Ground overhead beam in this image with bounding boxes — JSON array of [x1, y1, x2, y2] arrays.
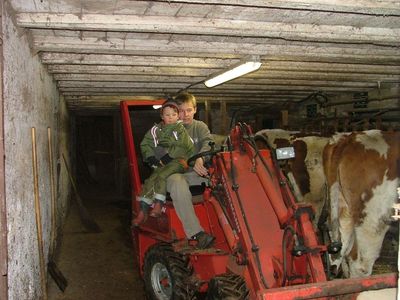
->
[[57, 80, 377, 89], [16, 13, 400, 45], [161, 0, 400, 15], [264, 61, 400, 75], [63, 92, 311, 98], [41, 53, 400, 75], [53, 74, 206, 82], [59, 85, 368, 94], [48, 65, 400, 82], [52, 73, 399, 84], [47, 64, 217, 76], [32, 36, 400, 64], [40, 53, 240, 68]]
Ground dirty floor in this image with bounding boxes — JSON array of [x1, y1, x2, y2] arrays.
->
[[47, 183, 398, 300], [48, 184, 145, 300]]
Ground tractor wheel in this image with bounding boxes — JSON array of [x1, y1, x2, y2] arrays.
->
[[143, 243, 196, 300], [207, 273, 249, 300]]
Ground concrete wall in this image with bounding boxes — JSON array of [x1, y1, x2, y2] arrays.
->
[[3, 6, 70, 300]]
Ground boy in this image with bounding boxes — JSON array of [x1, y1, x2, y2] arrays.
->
[[166, 92, 216, 249], [133, 101, 194, 226]]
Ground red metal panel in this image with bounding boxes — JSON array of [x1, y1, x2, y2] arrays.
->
[[259, 273, 397, 300], [190, 253, 229, 281], [120, 99, 164, 201]]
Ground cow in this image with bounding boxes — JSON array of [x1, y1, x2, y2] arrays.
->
[[323, 130, 400, 278], [255, 129, 329, 227]]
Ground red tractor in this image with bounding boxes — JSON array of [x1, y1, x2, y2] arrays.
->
[[121, 100, 396, 299]]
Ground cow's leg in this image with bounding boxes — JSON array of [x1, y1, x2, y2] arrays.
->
[[347, 178, 398, 278], [335, 207, 355, 278], [329, 181, 355, 275], [328, 181, 341, 244]]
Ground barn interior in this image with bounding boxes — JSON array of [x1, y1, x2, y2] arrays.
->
[[0, 0, 399, 299]]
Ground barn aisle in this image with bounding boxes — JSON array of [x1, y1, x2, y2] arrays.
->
[[48, 183, 145, 300]]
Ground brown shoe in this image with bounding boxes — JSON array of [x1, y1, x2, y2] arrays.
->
[[150, 201, 163, 218], [133, 210, 148, 226]]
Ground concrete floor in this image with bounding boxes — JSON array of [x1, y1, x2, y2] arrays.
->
[[46, 183, 398, 300], [48, 184, 145, 300]]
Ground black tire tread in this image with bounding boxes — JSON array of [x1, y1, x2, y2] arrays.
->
[[143, 243, 195, 300], [207, 273, 249, 300]]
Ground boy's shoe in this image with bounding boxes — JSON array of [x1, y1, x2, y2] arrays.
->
[[149, 201, 163, 218], [133, 210, 148, 226], [191, 231, 215, 249]]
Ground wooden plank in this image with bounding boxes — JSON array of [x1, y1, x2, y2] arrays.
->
[[17, 13, 400, 44], [32, 36, 400, 64], [53, 74, 206, 82], [58, 85, 371, 93], [41, 53, 400, 75], [40, 53, 240, 67], [0, 0, 8, 295], [162, 0, 400, 15], [52, 73, 396, 85], [48, 65, 400, 82], [57, 80, 376, 89], [47, 64, 218, 76]]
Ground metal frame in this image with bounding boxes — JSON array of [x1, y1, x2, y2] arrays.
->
[[121, 101, 397, 299]]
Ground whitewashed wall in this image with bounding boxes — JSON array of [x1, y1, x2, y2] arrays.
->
[[3, 5, 70, 300]]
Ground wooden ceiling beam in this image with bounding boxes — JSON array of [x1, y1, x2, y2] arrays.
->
[[48, 65, 400, 82], [40, 53, 241, 67], [161, 0, 400, 15], [57, 84, 373, 92], [32, 37, 400, 65], [57, 80, 377, 89], [16, 13, 400, 44], [41, 53, 400, 74]]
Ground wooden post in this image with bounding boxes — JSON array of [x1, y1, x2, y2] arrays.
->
[[376, 117, 382, 130], [363, 118, 370, 130], [220, 101, 227, 135], [204, 100, 212, 132], [281, 110, 288, 129], [255, 114, 263, 132], [333, 119, 339, 132], [344, 118, 349, 132], [0, 4, 8, 295], [31, 128, 48, 300]]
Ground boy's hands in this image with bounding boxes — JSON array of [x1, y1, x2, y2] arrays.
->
[[147, 156, 161, 168], [160, 154, 173, 166], [193, 157, 208, 177]]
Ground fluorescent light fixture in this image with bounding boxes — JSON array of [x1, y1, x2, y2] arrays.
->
[[204, 56, 262, 88], [153, 105, 162, 109]]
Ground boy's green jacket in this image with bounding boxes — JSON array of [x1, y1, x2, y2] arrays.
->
[[140, 121, 194, 162]]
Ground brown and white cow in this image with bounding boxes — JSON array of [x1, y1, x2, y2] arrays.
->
[[255, 129, 329, 227], [324, 130, 399, 278]]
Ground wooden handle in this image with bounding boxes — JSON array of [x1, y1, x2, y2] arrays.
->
[[31, 127, 48, 300], [47, 127, 56, 255]]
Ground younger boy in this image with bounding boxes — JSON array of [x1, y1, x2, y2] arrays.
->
[[133, 101, 194, 226]]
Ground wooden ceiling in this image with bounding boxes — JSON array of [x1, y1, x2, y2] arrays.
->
[[9, 0, 400, 111]]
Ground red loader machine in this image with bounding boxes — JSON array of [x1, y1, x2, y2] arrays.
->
[[121, 100, 397, 299]]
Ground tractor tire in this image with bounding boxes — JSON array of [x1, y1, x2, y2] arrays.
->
[[207, 273, 249, 300], [143, 243, 196, 300]]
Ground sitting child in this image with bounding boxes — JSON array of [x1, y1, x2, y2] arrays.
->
[[133, 101, 194, 226]]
